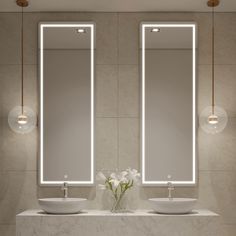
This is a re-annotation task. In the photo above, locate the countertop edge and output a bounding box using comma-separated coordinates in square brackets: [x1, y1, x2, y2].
[16, 209, 220, 217]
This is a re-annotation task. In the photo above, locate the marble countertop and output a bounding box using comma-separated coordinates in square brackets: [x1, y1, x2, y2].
[17, 209, 219, 217]
[17, 209, 220, 236]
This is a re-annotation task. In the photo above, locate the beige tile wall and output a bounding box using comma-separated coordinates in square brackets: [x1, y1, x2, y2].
[0, 12, 236, 235]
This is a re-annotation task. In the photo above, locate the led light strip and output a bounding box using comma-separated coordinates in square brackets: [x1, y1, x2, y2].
[39, 23, 95, 185]
[141, 23, 196, 186]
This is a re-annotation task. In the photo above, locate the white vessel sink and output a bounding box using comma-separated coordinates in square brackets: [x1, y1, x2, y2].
[38, 198, 87, 214]
[149, 198, 197, 214]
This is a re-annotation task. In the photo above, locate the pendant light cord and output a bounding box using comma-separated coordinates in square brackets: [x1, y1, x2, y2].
[21, 5, 24, 114]
[211, 5, 215, 114]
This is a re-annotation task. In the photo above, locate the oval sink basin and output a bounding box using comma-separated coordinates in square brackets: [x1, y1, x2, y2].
[149, 198, 197, 214]
[38, 198, 87, 214]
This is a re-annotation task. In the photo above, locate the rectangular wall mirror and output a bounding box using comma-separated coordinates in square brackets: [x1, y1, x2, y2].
[39, 22, 95, 185]
[141, 22, 197, 186]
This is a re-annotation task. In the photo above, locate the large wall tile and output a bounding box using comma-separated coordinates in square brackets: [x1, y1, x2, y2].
[0, 65, 21, 117]
[24, 65, 38, 113]
[0, 117, 37, 171]
[222, 225, 236, 236]
[197, 171, 236, 225]
[0, 65, 37, 117]
[215, 65, 236, 116]
[96, 65, 118, 117]
[198, 65, 212, 115]
[199, 118, 236, 171]
[24, 13, 118, 65]
[215, 13, 236, 65]
[0, 225, 15, 236]
[0, 13, 21, 65]
[118, 65, 139, 117]
[95, 118, 118, 170]
[195, 13, 212, 65]
[118, 118, 139, 170]
[198, 65, 236, 117]
[0, 171, 38, 224]
[91, 13, 118, 65]
[118, 13, 140, 65]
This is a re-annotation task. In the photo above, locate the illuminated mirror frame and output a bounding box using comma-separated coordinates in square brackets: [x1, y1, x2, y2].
[39, 22, 95, 186]
[141, 22, 197, 186]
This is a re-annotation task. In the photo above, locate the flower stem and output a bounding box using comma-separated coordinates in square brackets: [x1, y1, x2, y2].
[111, 187, 128, 212]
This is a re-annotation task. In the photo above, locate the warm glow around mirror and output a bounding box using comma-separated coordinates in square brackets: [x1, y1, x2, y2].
[141, 23, 196, 186]
[39, 23, 95, 186]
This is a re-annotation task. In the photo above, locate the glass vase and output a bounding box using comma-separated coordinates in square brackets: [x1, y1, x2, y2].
[111, 193, 126, 213]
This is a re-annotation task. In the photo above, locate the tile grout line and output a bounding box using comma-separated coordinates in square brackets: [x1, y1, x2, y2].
[2, 63, 236, 66]
[1, 11, 236, 13]
[0, 170, 37, 173]
[1, 169, 236, 173]
[117, 13, 120, 170]
[0, 224, 15, 225]
[96, 116, 140, 118]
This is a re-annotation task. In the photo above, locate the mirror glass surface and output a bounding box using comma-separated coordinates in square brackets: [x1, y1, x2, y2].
[39, 23, 94, 185]
[141, 23, 196, 186]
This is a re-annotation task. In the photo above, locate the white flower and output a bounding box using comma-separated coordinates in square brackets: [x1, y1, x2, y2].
[96, 168, 140, 192]
[126, 168, 141, 184]
[119, 171, 128, 183]
[109, 172, 121, 188]
[110, 172, 117, 180]
[109, 178, 120, 188]
[96, 172, 107, 181]
[110, 171, 129, 185]
[121, 171, 128, 178]
[109, 171, 128, 188]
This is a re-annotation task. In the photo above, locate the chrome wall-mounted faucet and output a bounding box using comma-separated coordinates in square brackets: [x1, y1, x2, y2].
[61, 182, 68, 198]
[167, 182, 174, 200]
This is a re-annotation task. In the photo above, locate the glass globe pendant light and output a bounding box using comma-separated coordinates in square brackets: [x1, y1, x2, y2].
[8, 0, 36, 134]
[199, 0, 228, 134]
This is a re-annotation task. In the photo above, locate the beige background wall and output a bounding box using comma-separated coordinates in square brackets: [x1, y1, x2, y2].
[0, 12, 236, 236]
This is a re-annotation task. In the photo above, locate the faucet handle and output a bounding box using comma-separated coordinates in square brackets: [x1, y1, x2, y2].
[167, 181, 174, 190]
[167, 181, 174, 199]
[61, 181, 68, 189]
[167, 175, 174, 188]
[61, 182, 68, 198]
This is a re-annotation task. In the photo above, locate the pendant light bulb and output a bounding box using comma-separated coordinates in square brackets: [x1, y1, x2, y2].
[8, 106, 36, 134]
[199, 0, 228, 134]
[208, 114, 218, 124]
[17, 114, 28, 125]
[8, 0, 36, 134]
[200, 106, 227, 134]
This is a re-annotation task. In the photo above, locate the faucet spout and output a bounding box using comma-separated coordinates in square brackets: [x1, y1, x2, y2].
[167, 181, 174, 200]
[61, 182, 68, 198]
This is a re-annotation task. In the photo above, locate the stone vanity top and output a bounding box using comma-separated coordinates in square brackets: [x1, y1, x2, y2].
[17, 209, 218, 217]
[16, 209, 220, 236]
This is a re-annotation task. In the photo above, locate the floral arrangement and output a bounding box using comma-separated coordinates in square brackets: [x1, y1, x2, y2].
[97, 168, 141, 212]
